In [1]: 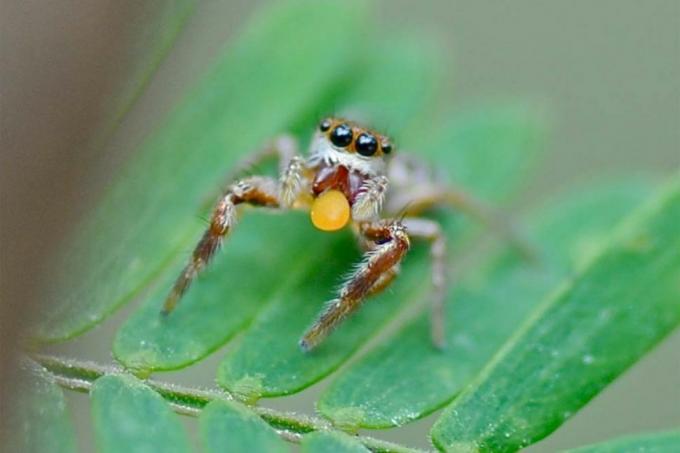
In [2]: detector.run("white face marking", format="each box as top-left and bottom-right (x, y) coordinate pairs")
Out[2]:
(306, 131), (386, 176)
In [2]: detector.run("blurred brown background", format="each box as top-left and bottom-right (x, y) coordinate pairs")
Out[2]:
(1, 0), (678, 450)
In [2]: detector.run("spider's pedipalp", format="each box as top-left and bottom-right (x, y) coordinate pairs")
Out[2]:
(162, 176), (279, 315)
(351, 175), (388, 222)
(279, 155), (307, 207)
(300, 220), (409, 352)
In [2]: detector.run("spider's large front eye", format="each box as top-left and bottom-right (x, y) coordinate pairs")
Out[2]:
(356, 133), (378, 156)
(330, 124), (353, 148)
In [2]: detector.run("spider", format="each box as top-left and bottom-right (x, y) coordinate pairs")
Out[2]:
(161, 117), (528, 351)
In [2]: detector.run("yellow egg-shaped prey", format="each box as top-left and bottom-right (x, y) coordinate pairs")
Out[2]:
(311, 189), (351, 231)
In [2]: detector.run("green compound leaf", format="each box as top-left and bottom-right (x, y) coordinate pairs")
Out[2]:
(216, 241), (428, 399)
(113, 212), (324, 372)
(35, 0), (369, 342)
(113, 31), (438, 372)
(200, 400), (290, 453)
(9, 364), (77, 453)
(431, 177), (680, 452)
(91, 374), (189, 453)
(525, 180), (654, 272)
(301, 431), (371, 453)
(215, 105), (545, 399)
(317, 181), (651, 429)
(564, 430), (680, 453)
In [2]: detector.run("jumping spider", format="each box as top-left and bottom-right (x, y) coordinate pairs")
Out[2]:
(162, 117), (528, 351)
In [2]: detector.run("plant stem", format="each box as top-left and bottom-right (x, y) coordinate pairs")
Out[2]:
(31, 354), (423, 453)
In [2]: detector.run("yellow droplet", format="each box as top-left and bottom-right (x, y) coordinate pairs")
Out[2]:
(311, 189), (350, 231)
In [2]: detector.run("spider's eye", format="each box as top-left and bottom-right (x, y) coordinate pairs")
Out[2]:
(381, 142), (392, 154)
(319, 118), (332, 132)
(330, 124), (353, 148)
(356, 133), (378, 156)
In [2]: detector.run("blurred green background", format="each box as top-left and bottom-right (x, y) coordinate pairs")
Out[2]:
(2, 0), (678, 450)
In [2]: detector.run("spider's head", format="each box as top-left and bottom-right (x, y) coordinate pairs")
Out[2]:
(309, 117), (393, 176)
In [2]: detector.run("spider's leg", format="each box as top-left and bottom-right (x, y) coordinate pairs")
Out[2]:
(401, 217), (448, 349)
(162, 176), (280, 314)
(354, 224), (400, 297)
(279, 154), (307, 208)
(351, 175), (388, 221)
(388, 182), (536, 261)
(366, 264), (399, 297)
(200, 136), (301, 211)
(300, 220), (410, 352)
(226, 135), (299, 181)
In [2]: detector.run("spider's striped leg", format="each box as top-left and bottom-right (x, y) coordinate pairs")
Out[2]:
(299, 220), (410, 352)
(402, 217), (448, 349)
(161, 176), (279, 315)
(366, 264), (400, 297)
(388, 182), (535, 261)
(225, 135), (299, 182)
(200, 136), (301, 212)
(279, 154), (307, 208)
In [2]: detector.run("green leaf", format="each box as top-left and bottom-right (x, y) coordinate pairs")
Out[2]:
(112, 31), (438, 372)
(564, 430), (680, 453)
(91, 374), (190, 453)
(300, 431), (371, 453)
(527, 179), (654, 271)
(431, 177), (680, 452)
(35, 0), (369, 342)
(317, 181), (650, 429)
(200, 400), (290, 453)
(415, 104), (546, 202)
(9, 364), (77, 453)
(213, 104), (544, 399)
(215, 241), (429, 399)
(113, 212), (321, 371)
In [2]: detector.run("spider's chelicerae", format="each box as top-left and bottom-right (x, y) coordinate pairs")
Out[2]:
(162, 117), (527, 351)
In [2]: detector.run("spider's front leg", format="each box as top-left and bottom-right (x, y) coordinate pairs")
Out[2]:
(300, 219), (410, 352)
(161, 176), (281, 314)
(163, 137), (307, 315)
(199, 135), (302, 212)
(224, 135), (299, 182)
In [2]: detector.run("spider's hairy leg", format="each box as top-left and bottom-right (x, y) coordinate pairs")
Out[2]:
(402, 217), (448, 349)
(367, 264), (399, 296)
(389, 182), (536, 261)
(351, 175), (388, 221)
(198, 136), (301, 212)
(279, 155), (307, 208)
(300, 220), (410, 352)
(161, 176), (279, 315)
(225, 135), (299, 181)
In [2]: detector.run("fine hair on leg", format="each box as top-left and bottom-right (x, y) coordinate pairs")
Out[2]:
(161, 176), (279, 315)
(300, 220), (410, 351)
